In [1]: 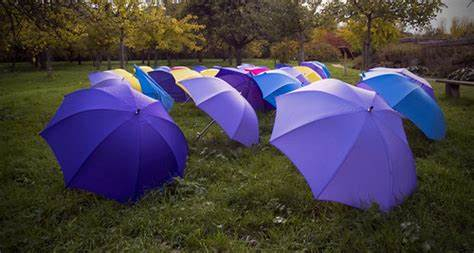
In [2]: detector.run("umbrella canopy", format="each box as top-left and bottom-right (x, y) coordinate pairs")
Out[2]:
(108, 69), (142, 92)
(179, 77), (259, 147)
(367, 67), (435, 98)
(215, 67), (270, 111)
(148, 69), (201, 102)
(237, 63), (255, 70)
(40, 80), (188, 203)
(293, 66), (322, 83)
(171, 66), (190, 70)
(270, 79), (416, 211)
(134, 65), (174, 111)
(252, 70), (303, 108)
(193, 65), (207, 72)
(201, 68), (219, 77)
(138, 66), (154, 73)
(156, 66), (171, 72)
(253, 69), (302, 108)
(245, 66), (270, 76)
(301, 61), (331, 79)
(358, 72), (445, 140)
(279, 67), (310, 85)
(276, 63), (292, 69)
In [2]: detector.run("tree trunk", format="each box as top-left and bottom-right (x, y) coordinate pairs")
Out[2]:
(147, 49), (151, 66)
(198, 51), (203, 63)
(298, 31), (305, 63)
(235, 47), (243, 66)
(10, 47), (17, 72)
(77, 53), (82, 65)
(167, 54), (171, 66)
(141, 50), (145, 64)
(363, 16), (373, 71)
(227, 46), (233, 65)
(119, 27), (125, 68)
(45, 46), (53, 78)
(154, 49), (158, 67)
(107, 52), (112, 70)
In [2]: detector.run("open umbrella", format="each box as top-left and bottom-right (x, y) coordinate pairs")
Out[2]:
(201, 68), (219, 77)
(91, 69), (142, 92)
(270, 79), (416, 211)
(245, 66), (270, 76)
(134, 65), (174, 111)
(358, 72), (445, 140)
(237, 63), (255, 70)
(138, 66), (154, 73)
(40, 80), (188, 203)
(193, 65), (207, 72)
(279, 67), (310, 85)
(252, 70), (303, 108)
(148, 69), (201, 102)
(179, 77), (259, 147)
(367, 67), (435, 98)
(171, 66), (190, 70)
(276, 63), (291, 69)
(293, 66), (322, 83)
(301, 61), (331, 79)
(215, 67), (271, 111)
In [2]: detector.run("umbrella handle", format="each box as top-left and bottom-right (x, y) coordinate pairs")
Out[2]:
(194, 119), (216, 141)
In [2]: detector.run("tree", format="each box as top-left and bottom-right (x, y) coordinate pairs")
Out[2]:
(326, 0), (444, 70)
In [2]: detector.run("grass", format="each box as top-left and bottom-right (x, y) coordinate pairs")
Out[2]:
(0, 59), (473, 251)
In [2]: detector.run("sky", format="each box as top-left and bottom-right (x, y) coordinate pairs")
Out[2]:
(432, 0), (474, 30)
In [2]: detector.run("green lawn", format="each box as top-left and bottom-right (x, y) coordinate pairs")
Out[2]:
(0, 59), (473, 251)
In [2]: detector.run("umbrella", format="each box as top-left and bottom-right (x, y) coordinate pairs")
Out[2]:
(193, 65), (207, 72)
(134, 65), (174, 111)
(367, 67), (435, 98)
(245, 66), (270, 76)
(237, 63), (255, 70)
(301, 61), (331, 79)
(279, 67), (310, 85)
(156, 66), (171, 72)
(252, 70), (303, 108)
(215, 67), (271, 111)
(138, 66), (154, 73)
(276, 63), (291, 69)
(171, 66), (190, 70)
(270, 79), (416, 211)
(293, 66), (322, 83)
(40, 80), (188, 203)
(358, 72), (445, 140)
(179, 77), (259, 147)
(101, 69), (142, 92)
(148, 69), (201, 102)
(201, 68), (219, 77)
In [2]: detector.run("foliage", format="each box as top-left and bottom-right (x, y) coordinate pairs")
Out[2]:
(243, 40), (269, 58)
(451, 17), (474, 39)
(304, 42), (340, 62)
(0, 60), (473, 251)
(270, 39), (299, 63)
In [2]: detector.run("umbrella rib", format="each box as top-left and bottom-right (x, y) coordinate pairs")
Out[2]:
(65, 116), (135, 188)
(315, 112), (369, 199)
(142, 116), (182, 177)
(372, 112), (409, 145)
(229, 98), (249, 139)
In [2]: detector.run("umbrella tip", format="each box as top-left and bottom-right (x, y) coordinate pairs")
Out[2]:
(368, 106), (374, 112)
(135, 109), (141, 115)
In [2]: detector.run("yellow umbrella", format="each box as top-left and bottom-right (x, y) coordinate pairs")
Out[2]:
(170, 69), (202, 96)
(138, 66), (153, 73)
(201, 68), (219, 77)
(293, 66), (322, 83)
(110, 69), (142, 92)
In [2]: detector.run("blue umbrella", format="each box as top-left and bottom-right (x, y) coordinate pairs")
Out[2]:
(134, 65), (174, 111)
(252, 70), (302, 108)
(358, 72), (446, 140)
(276, 63), (292, 69)
(193, 65), (207, 72)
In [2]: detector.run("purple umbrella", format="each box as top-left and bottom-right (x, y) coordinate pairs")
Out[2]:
(215, 67), (271, 111)
(40, 80), (188, 203)
(270, 79), (416, 211)
(301, 61), (331, 79)
(88, 71), (121, 85)
(179, 77), (259, 147)
(148, 70), (189, 102)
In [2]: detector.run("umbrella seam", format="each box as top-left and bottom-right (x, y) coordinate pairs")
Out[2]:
(65, 115), (135, 188)
(372, 112), (409, 145)
(315, 112), (368, 199)
(230, 97), (250, 139)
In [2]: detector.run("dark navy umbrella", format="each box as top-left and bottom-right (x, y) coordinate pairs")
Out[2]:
(40, 80), (188, 203)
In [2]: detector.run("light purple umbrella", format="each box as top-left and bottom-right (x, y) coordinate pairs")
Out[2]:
(270, 79), (416, 211)
(179, 77), (259, 147)
(279, 67), (310, 85)
(367, 67), (435, 98)
(40, 80), (188, 203)
(215, 67), (271, 111)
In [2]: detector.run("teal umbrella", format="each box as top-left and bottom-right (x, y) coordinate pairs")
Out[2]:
(134, 65), (174, 111)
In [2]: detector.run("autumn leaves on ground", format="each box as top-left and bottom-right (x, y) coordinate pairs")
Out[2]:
(0, 60), (473, 251)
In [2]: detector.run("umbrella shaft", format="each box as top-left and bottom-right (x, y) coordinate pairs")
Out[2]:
(195, 119), (216, 141)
